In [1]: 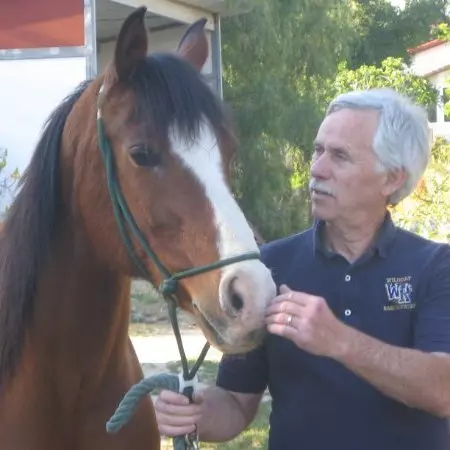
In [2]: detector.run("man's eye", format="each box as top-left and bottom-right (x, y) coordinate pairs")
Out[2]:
(333, 149), (348, 160)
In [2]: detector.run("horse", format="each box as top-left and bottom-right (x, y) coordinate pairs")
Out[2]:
(0, 7), (276, 450)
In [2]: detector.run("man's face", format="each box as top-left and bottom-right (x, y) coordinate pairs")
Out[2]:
(310, 108), (393, 223)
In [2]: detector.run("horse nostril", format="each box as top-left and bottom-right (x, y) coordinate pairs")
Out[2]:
(228, 277), (244, 316)
(231, 291), (244, 312)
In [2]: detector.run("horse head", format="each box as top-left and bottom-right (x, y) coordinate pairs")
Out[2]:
(69, 7), (276, 354)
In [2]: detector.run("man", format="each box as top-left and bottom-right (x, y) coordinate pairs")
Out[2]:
(154, 88), (450, 449)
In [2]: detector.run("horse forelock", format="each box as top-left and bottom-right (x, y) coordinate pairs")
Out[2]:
(126, 52), (234, 147)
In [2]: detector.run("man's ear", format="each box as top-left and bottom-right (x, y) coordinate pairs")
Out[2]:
(382, 168), (407, 200)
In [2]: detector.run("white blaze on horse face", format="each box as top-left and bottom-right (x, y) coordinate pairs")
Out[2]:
(169, 122), (276, 330)
(169, 122), (256, 255)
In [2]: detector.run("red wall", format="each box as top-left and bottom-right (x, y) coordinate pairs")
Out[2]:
(0, 0), (84, 49)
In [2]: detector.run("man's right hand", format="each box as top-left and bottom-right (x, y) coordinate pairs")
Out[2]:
(154, 385), (263, 443)
(154, 389), (204, 437)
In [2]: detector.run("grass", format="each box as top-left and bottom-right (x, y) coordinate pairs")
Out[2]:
(205, 402), (271, 450)
(159, 359), (271, 450)
(165, 359), (220, 385)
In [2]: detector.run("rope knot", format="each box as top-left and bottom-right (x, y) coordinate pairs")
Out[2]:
(159, 278), (177, 295)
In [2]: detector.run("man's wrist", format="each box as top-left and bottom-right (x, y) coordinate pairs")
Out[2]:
(327, 322), (357, 361)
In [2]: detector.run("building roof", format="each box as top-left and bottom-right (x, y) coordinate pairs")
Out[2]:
(408, 39), (446, 55)
(179, 0), (253, 15)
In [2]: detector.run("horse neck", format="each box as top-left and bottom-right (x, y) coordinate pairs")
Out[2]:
(31, 216), (132, 376)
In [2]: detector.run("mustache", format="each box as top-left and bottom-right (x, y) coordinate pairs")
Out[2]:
(308, 179), (335, 197)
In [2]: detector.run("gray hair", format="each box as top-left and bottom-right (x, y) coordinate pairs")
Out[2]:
(326, 88), (432, 205)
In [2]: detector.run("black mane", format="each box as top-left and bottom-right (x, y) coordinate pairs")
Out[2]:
(131, 53), (230, 142)
(0, 80), (91, 379)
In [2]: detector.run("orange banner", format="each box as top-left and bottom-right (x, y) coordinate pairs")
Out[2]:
(0, 0), (84, 49)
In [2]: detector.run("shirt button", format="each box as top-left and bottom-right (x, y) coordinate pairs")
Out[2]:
(345, 274), (351, 282)
(344, 309), (352, 316)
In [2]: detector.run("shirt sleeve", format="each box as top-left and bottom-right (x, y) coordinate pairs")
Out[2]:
(413, 244), (450, 353)
(215, 341), (269, 394)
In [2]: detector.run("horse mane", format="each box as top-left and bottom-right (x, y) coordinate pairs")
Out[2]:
(0, 80), (91, 379)
(129, 52), (232, 143)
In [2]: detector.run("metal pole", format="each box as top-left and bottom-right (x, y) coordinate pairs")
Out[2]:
(210, 13), (223, 98)
(85, 0), (98, 79)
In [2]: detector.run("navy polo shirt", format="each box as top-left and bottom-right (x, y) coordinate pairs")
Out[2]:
(216, 214), (450, 450)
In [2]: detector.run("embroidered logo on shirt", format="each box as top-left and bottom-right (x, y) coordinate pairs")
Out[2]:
(383, 276), (415, 311)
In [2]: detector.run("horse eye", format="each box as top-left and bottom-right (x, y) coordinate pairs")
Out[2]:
(129, 146), (162, 168)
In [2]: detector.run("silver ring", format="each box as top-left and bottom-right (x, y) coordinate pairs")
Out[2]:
(287, 314), (293, 326)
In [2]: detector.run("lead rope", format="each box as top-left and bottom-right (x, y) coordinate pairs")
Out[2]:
(106, 297), (209, 450)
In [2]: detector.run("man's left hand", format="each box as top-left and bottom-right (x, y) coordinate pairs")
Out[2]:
(265, 284), (350, 358)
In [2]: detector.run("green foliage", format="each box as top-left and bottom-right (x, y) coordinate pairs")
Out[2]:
(431, 22), (450, 40)
(390, 137), (450, 242)
(331, 57), (438, 108)
(399, 0), (449, 54)
(221, 0), (357, 240)
(348, 0), (404, 68)
(348, 0), (449, 68)
(0, 148), (20, 205)
(445, 87), (450, 120)
(208, 402), (271, 449)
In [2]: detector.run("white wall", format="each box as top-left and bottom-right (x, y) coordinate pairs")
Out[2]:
(410, 42), (450, 78)
(0, 57), (87, 210)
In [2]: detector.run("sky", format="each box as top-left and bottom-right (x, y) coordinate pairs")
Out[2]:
(390, 0), (406, 8)
(0, 57), (86, 209)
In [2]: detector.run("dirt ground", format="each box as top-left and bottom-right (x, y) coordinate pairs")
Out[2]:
(129, 280), (199, 334)
(129, 279), (222, 376)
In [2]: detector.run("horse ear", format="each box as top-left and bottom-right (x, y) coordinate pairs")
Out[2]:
(114, 6), (148, 80)
(176, 18), (209, 71)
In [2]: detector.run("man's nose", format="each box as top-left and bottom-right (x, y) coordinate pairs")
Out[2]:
(310, 152), (331, 179)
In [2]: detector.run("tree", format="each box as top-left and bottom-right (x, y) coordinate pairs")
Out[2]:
(331, 57), (438, 109)
(399, 0), (449, 57)
(347, 0), (450, 68)
(348, 0), (404, 68)
(221, 0), (357, 240)
(0, 149), (20, 216)
(431, 22), (450, 40)
(390, 137), (450, 243)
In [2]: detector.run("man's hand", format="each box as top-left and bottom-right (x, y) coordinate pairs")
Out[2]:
(154, 387), (263, 442)
(265, 285), (450, 417)
(265, 284), (350, 358)
(154, 389), (203, 437)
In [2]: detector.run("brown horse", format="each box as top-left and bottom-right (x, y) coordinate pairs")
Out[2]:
(0, 7), (276, 450)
